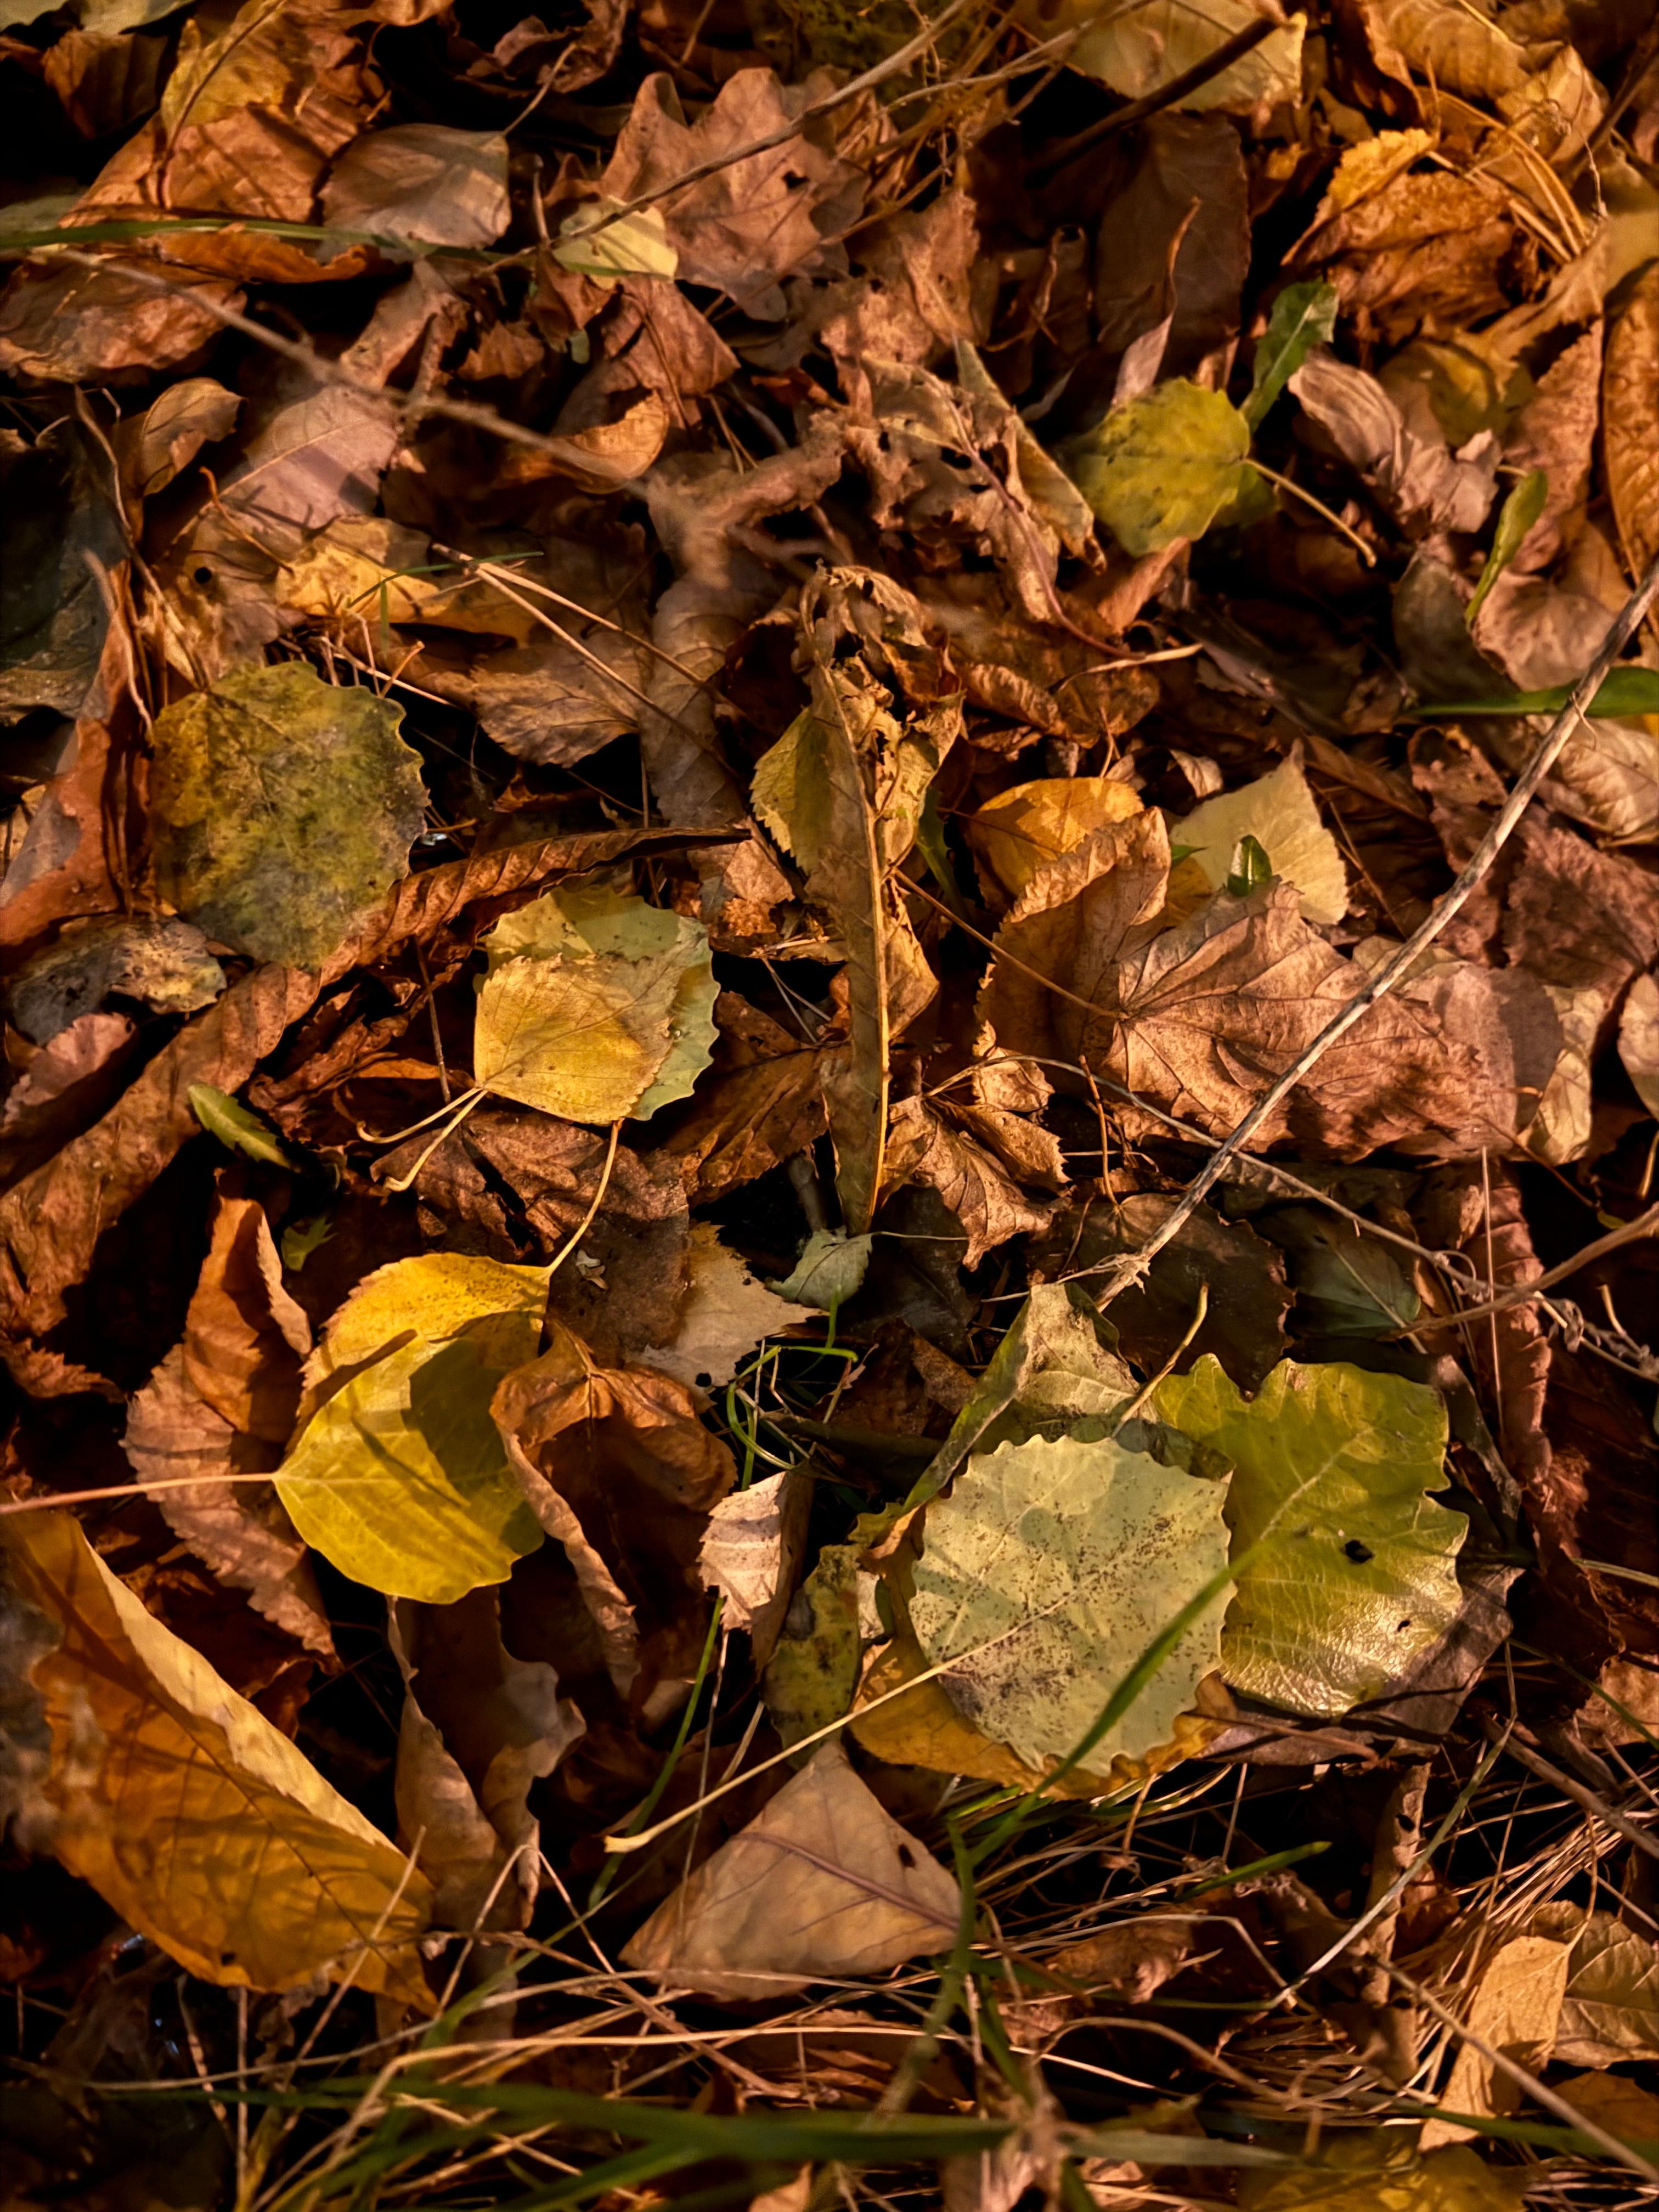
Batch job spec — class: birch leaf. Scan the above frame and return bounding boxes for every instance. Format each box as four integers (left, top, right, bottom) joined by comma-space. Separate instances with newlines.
1154, 1357, 1467, 1718
1169, 757, 1349, 925
1062, 382, 1254, 556
278, 1254, 549, 1604
907, 1433, 1231, 1770
150, 663, 427, 971
4, 1509, 433, 2005
477, 887, 716, 1122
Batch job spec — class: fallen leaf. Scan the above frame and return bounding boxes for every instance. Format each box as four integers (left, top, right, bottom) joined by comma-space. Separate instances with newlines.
552, 199, 677, 282
0, 256, 241, 385
1423, 1934, 1571, 2138
1168, 756, 1348, 926
493, 1317, 736, 1705
1245, 280, 1340, 430
908, 1432, 1230, 1770
1605, 263, 1659, 586
1154, 1356, 1467, 1718
966, 776, 1142, 902
276, 518, 540, 639
150, 663, 427, 970
698, 1469, 808, 1645
1238, 2138, 1526, 2211
770, 1227, 872, 1310
1290, 350, 1499, 537
3, 1508, 432, 2002
1533, 1906, 1659, 2067
1052, 0, 1306, 114
8, 917, 223, 1043
885, 1095, 1058, 1269
390, 1590, 582, 1931
1060, 380, 1253, 556
639, 1224, 814, 1392
622, 1741, 958, 1999
117, 374, 239, 500
189, 1084, 297, 1169
475, 884, 716, 1122
321, 124, 511, 249
1619, 973, 1659, 1119
0, 418, 129, 718
276, 1253, 550, 1604
598, 69, 864, 318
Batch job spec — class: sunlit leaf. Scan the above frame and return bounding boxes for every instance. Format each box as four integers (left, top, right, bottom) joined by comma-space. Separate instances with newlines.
554, 199, 678, 282
907, 1432, 1231, 1769
4, 1509, 433, 2003
1170, 757, 1348, 926
278, 1252, 549, 1603
476, 886, 716, 1122
189, 1082, 298, 1169
966, 775, 1142, 901
1155, 1357, 1466, 1718
1061, 382, 1253, 557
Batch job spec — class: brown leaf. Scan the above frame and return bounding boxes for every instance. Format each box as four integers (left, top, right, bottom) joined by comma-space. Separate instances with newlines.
0, 257, 242, 386
1092, 116, 1249, 386
1299, 170, 1517, 345
886, 1095, 1057, 1271
647, 991, 829, 1202
622, 1741, 958, 1999
1496, 324, 1602, 573
321, 124, 511, 249
0, 965, 319, 1367
390, 1590, 582, 1932
1290, 350, 1498, 536
493, 1319, 737, 1711
599, 69, 865, 317
1605, 262, 1659, 588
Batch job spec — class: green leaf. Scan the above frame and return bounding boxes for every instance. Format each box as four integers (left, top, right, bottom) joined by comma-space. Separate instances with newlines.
277, 1252, 550, 1604
1226, 832, 1273, 897
1466, 467, 1548, 626
907, 1434, 1231, 1769
1154, 1357, 1466, 1718
279, 1214, 332, 1271
1262, 1207, 1421, 1339
150, 663, 427, 970
1414, 667, 1659, 718
1244, 281, 1339, 431
476, 887, 716, 1123
769, 1228, 872, 1310
189, 1084, 297, 1170
1060, 381, 1253, 557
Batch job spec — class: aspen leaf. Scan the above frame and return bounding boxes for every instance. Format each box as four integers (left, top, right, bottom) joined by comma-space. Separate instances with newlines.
476, 886, 716, 1122
1154, 1357, 1466, 1718
907, 1433, 1231, 1770
1062, 382, 1254, 556
1169, 757, 1349, 926
622, 1742, 958, 1999
150, 664, 427, 971
278, 1253, 549, 1603
4, 1509, 433, 2004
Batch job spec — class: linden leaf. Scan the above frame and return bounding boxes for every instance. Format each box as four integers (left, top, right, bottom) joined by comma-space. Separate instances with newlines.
1169, 757, 1349, 926
476, 886, 716, 1122
907, 1433, 1231, 1771
1060, 382, 1254, 556
1154, 1357, 1467, 1719
149, 663, 427, 970
278, 1253, 549, 1604
4, 1509, 433, 2004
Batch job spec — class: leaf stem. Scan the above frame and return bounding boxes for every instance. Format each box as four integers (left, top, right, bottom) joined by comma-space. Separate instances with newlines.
1246, 460, 1376, 566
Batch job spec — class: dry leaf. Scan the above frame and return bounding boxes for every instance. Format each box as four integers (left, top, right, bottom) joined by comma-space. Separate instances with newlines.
638, 1223, 814, 1392
1421, 1935, 1571, 2141
322, 124, 511, 248
1619, 973, 1659, 1119
1605, 263, 1659, 586
622, 1741, 958, 1999
4, 1509, 432, 2003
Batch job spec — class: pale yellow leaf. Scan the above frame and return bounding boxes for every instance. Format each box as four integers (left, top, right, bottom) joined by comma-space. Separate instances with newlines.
966, 776, 1142, 901
1169, 756, 1349, 924
1422, 1936, 1570, 2142
638, 1224, 814, 1393
622, 1741, 958, 1998
909, 1433, 1230, 1770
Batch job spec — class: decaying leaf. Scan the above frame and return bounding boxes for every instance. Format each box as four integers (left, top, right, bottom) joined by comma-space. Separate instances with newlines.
622, 1741, 958, 1998
966, 776, 1142, 902
150, 663, 427, 970
321, 125, 511, 249
908, 1433, 1229, 1771
1049, 0, 1306, 114
3, 1509, 432, 2002
1425, 1934, 1571, 2135
1155, 1357, 1466, 1718
277, 1254, 549, 1604
1619, 973, 1659, 1120
639, 1224, 813, 1392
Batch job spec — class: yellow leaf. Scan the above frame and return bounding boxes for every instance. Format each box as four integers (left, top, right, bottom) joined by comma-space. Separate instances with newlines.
622, 1742, 958, 1999
1030, 0, 1306, 114
1239, 2138, 1527, 2211
277, 519, 538, 641
1169, 756, 1350, 925
966, 776, 1142, 901
279, 1253, 549, 1604
4, 1510, 432, 2004
1421, 1936, 1570, 2142
477, 887, 716, 1122
907, 1432, 1231, 1769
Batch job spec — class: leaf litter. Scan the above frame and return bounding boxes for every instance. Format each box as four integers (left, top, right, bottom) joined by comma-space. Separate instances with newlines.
2, 0, 1659, 2203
